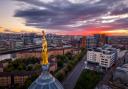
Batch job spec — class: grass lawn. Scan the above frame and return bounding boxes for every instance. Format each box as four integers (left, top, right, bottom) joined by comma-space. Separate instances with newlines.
74, 69, 103, 89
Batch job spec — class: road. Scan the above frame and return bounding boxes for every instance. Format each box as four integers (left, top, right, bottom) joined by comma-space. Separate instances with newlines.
62, 55, 86, 89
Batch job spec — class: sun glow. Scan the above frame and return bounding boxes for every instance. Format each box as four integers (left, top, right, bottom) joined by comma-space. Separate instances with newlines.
103, 29, 128, 33
102, 29, 128, 36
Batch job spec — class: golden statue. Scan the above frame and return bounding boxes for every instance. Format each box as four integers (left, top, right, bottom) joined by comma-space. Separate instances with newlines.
41, 31, 48, 65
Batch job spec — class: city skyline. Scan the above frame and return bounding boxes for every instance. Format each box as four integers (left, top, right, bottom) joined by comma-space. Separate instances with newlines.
0, 0, 128, 35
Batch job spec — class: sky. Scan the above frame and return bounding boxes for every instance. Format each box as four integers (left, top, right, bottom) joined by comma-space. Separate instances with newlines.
0, 0, 128, 35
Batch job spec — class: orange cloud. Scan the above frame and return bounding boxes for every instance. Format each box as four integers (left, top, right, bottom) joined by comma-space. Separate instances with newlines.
65, 27, 112, 36
0, 26, 43, 34
103, 29, 128, 36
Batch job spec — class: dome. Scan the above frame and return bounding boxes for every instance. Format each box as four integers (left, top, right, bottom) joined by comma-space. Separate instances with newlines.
28, 72, 64, 89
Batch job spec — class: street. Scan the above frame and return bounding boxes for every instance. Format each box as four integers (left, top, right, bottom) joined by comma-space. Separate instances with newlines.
62, 55, 86, 89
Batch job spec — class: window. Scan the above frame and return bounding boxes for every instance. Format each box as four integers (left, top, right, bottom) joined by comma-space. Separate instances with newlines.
105, 59, 108, 61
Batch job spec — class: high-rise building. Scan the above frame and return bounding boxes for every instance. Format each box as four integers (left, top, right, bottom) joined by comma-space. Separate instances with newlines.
94, 34, 100, 47
99, 34, 108, 46
86, 36, 96, 49
80, 36, 86, 48
94, 34, 108, 47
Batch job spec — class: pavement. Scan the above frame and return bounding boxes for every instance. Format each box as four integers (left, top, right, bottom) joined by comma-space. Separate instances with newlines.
62, 55, 86, 89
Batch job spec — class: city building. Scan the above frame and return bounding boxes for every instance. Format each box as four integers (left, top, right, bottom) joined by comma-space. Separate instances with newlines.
87, 45, 118, 68
23, 33, 35, 45
0, 33, 39, 52
80, 36, 86, 48
0, 58, 59, 87
99, 49, 116, 68
0, 76, 11, 87
15, 47, 73, 59
86, 36, 96, 49
0, 53, 16, 61
113, 63, 128, 83
0, 63, 3, 72
0, 71, 40, 87
94, 34, 108, 47
99, 34, 108, 47
108, 36, 128, 50
94, 34, 100, 47
0, 54, 12, 61
87, 49, 101, 63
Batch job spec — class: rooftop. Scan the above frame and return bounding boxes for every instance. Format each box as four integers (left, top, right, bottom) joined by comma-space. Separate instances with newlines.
116, 63, 128, 73
88, 44, 116, 54
28, 71, 64, 89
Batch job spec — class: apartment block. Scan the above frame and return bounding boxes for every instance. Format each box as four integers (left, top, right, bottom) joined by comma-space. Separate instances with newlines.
87, 45, 118, 68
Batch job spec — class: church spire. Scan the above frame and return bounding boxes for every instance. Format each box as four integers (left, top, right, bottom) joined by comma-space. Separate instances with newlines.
28, 31, 64, 89
41, 31, 48, 65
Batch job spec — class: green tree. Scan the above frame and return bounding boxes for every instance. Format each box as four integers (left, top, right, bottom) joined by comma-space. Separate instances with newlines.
74, 70, 102, 89
24, 74, 39, 88
65, 52, 73, 60
57, 61, 64, 68
26, 64, 33, 71
4, 57, 40, 72
17, 63, 25, 71
33, 63, 41, 70
55, 71, 64, 82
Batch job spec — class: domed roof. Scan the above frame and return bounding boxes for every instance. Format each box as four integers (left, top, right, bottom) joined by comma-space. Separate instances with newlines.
28, 72, 64, 89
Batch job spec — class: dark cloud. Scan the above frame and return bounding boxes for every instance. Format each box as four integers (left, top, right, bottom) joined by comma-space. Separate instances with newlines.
114, 18, 128, 29
14, 0, 128, 31
111, 7, 128, 15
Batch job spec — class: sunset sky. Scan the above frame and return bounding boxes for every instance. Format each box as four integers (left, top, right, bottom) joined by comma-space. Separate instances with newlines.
0, 0, 128, 35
